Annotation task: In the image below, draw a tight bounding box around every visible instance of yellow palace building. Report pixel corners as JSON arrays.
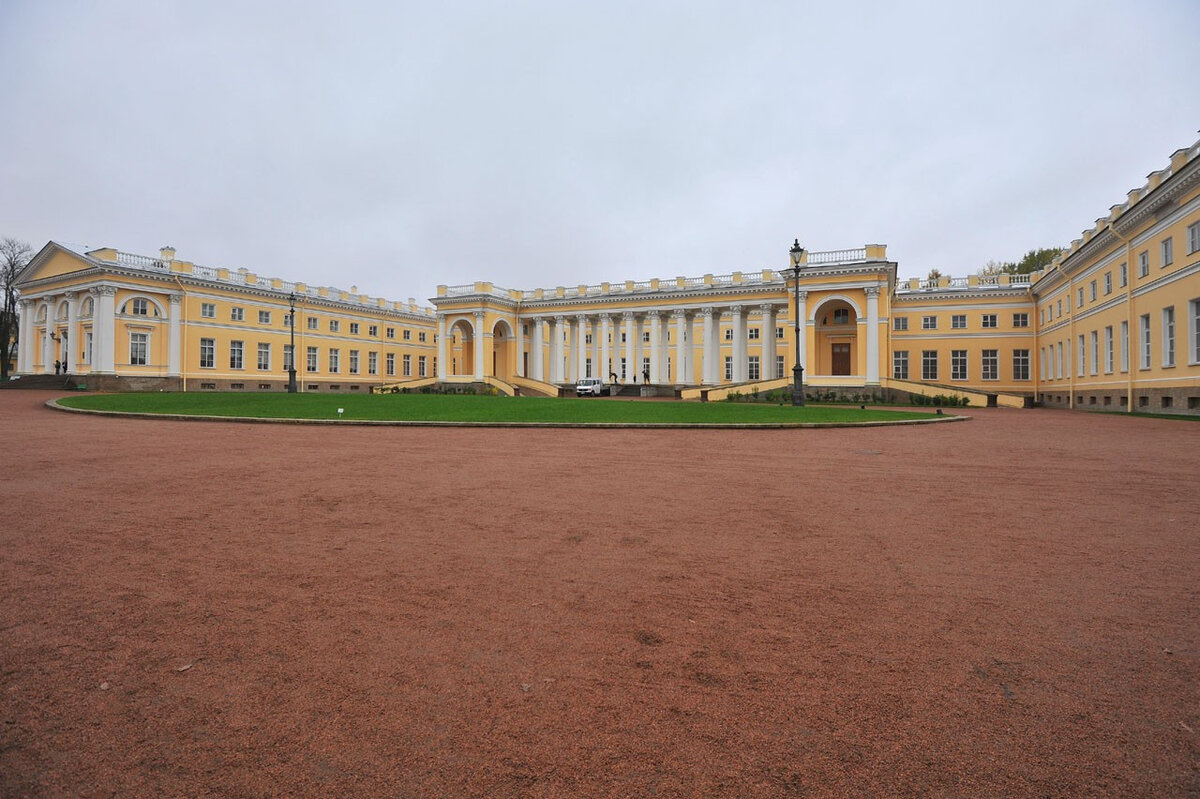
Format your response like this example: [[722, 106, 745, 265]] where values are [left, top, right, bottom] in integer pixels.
[[14, 140, 1200, 413]]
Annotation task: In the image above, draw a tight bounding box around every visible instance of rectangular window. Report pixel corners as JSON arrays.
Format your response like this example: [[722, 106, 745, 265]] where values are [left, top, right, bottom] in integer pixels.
[[349, 349, 360, 374], [258, 342, 270, 371], [1057, 299, 1063, 317], [776, 326, 785, 339], [129, 332, 148, 365], [981, 314, 997, 328], [1077, 335, 1085, 378], [642, 331, 651, 343], [385, 353, 395, 376], [951, 349, 967, 380], [893, 350, 909, 380], [1138, 250, 1149, 277], [893, 316, 908, 331], [1120, 320, 1129, 372], [401, 329, 409, 340], [748, 355, 760, 380], [921, 350, 938, 380], [1104, 273, 1112, 295], [230, 340, 244, 370], [329, 320, 340, 332], [329, 348, 340, 373], [1188, 221, 1200, 254], [350, 323, 359, 335], [418, 356, 427, 377], [84, 331, 93, 364], [724, 356, 732, 381], [951, 314, 966, 329], [201, 303, 215, 318], [1139, 314, 1151, 369], [723, 329, 732, 341], [1192, 299, 1200, 364], [1013, 312, 1029, 328], [258, 310, 271, 324], [1056, 341, 1063, 379], [284, 313, 294, 328], [227, 305, 242, 321], [748, 328, 760, 340], [307, 317, 318, 330], [981, 349, 997, 381], [368, 325, 378, 337], [1104, 327, 1113, 373], [775, 354, 784, 377], [283, 344, 293, 371], [922, 315, 937, 330], [368, 351, 378, 375], [1162, 307, 1175, 367], [1119, 263, 1128, 287], [1089, 281, 1097, 302], [1077, 287, 1084, 308], [418, 332, 427, 343], [387, 328, 395, 339], [307, 346, 318, 372], [1089, 331, 1098, 375], [1012, 349, 1030, 381], [403, 354, 411, 376], [200, 338, 215, 368], [1161, 237, 1173, 267]]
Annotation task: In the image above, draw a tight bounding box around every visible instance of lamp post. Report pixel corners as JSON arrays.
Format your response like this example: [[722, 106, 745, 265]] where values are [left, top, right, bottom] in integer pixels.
[[788, 239, 806, 406], [287, 292, 298, 393]]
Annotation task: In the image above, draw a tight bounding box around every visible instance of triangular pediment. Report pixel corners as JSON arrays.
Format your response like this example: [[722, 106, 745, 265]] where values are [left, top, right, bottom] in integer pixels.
[[15, 242, 98, 286]]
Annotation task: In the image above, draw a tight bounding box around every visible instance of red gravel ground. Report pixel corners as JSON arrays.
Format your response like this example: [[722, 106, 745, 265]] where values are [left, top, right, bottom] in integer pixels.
[[2, 390, 1198, 797]]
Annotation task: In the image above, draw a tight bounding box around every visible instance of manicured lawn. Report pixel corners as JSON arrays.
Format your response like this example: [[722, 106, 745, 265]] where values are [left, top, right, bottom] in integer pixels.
[[56, 392, 937, 425]]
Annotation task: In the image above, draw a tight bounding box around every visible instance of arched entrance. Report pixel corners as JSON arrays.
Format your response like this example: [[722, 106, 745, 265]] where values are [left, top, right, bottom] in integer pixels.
[[449, 318, 475, 377], [811, 298, 860, 376], [492, 319, 515, 382]]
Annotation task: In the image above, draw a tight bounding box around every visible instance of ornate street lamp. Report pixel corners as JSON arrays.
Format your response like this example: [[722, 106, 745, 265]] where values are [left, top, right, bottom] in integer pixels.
[[287, 292, 298, 393], [788, 239, 806, 406]]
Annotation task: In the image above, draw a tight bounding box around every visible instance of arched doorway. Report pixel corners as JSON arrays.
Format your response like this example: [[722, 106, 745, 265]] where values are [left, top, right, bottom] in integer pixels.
[[449, 318, 475, 377], [811, 298, 860, 376], [492, 319, 515, 382]]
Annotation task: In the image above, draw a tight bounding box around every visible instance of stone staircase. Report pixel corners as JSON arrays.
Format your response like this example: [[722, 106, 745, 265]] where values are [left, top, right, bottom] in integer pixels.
[[0, 374, 80, 390]]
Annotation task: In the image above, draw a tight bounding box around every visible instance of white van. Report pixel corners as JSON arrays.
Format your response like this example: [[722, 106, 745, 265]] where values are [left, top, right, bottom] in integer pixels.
[[575, 377, 606, 397]]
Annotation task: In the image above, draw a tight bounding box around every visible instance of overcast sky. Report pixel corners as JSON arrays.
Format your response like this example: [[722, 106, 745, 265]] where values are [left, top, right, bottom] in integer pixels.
[[2, 1, 1197, 301]]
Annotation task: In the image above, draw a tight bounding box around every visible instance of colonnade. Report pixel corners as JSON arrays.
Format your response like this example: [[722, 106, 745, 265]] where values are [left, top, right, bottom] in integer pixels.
[[521, 303, 785, 386]]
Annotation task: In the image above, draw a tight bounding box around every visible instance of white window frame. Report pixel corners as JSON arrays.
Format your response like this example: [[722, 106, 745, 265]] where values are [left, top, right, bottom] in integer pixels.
[[981, 349, 997, 381], [1188, 221, 1200, 255], [1077, 335, 1085, 378], [129, 331, 148, 365], [1119, 263, 1128, 287], [258, 342, 271, 371], [981, 314, 997, 329], [349, 349, 360, 374], [201, 302, 216, 319], [403, 354, 411, 376], [747, 355, 760, 380], [1089, 331, 1098, 376], [230, 340, 244, 370], [1012, 349, 1029, 381], [259, 310, 271, 324], [328, 348, 340, 373], [1139, 314, 1151, 370], [951, 314, 966, 330], [368, 351, 378, 375], [1162, 307, 1175, 367], [921, 350, 937, 380], [1103, 273, 1112, 295], [922, 315, 937, 330], [1120, 320, 1129, 372], [1013, 313, 1028, 328], [748, 328, 760, 340], [1161, 237, 1173, 267], [893, 316, 908, 331], [418, 356, 427, 377], [329, 320, 340, 333], [1104, 327, 1113, 374], [350, 323, 359, 335], [306, 346, 318, 372], [951, 349, 967, 381], [1138, 251, 1149, 278], [200, 337, 215, 368], [386, 353, 395, 376], [307, 317, 318, 330], [893, 350, 908, 380], [132, 298, 149, 316], [1191, 299, 1200, 365]]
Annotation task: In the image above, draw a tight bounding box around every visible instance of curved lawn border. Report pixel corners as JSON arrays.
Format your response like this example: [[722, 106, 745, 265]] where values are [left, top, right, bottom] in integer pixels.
[[46, 398, 967, 429]]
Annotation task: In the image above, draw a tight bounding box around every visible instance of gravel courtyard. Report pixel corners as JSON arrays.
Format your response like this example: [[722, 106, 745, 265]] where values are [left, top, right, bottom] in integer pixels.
[[2, 391, 1197, 797]]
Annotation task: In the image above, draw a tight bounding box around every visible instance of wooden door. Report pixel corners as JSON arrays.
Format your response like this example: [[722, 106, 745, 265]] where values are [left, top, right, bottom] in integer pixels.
[[832, 343, 851, 375]]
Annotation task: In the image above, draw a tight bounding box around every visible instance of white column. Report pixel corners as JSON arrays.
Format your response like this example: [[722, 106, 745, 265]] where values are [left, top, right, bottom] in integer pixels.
[[168, 294, 183, 377], [63, 292, 78, 373], [576, 314, 588, 381], [628, 309, 638, 381], [551, 315, 565, 383], [731, 305, 747, 382], [866, 286, 881, 385], [437, 315, 448, 379], [672, 310, 687, 385], [796, 291, 808, 372], [648, 311, 662, 384], [760, 304, 776, 380], [532, 317, 545, 381], [94, 287, 117, 373], [41, 299, 53, 373], [18, 300, 34, 374], [591, 316, 602, 379], [515, 316, 525, 377], [473, 311, 485, 380], [600, 314, 612, 381], [658, 312, 670, 382], [701, 308, 718, 385]]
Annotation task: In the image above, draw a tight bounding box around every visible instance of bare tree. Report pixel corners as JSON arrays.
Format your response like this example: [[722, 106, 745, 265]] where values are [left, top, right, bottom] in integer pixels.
[[1, 238, 33, 379], [926, 268, 943, 281]]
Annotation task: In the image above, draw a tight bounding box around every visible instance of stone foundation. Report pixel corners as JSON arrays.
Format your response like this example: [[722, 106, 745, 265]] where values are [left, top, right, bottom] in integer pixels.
[[1037, 386, 1200, 415]]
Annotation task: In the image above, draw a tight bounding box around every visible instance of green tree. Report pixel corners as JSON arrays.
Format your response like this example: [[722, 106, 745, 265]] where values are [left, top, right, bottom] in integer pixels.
[[978, 247, 1061, 276], [1, 238, 33, 379]]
